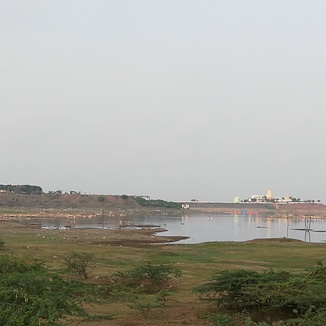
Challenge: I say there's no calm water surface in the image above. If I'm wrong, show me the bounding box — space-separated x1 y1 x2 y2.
28 214 326 244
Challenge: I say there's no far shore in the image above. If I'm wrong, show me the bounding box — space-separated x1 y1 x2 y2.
1 193 326 221
1 207 326 221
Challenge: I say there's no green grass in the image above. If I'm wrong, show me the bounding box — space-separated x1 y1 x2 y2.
2 227 325 270
144 241 319 271
2 227 326 272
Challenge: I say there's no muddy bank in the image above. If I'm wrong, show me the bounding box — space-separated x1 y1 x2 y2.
0 220 188 247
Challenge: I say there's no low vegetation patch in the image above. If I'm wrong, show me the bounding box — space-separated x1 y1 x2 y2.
0 253 111 325
128 290 173 318
195 264 326 325
134 197 181 209
113 262 182 293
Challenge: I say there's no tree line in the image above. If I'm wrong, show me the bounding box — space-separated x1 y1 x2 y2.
0 184 43 195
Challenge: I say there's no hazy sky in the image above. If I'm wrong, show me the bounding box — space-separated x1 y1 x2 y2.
1 1 326 202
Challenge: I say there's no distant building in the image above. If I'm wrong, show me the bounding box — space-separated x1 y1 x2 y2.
251 195 264 201
243 190 310 204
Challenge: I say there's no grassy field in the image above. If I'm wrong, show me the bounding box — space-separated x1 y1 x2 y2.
1 220 326 325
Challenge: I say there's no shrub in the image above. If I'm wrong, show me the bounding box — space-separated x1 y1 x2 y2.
195 269 290 309
128 290 173 318
116 262 181 285
128 295 162 318
0 254 44 274
0 240 5 250
113 262 182 295
0 254 105 325
202 312 234 326
195 266 326 325
97 196 106 203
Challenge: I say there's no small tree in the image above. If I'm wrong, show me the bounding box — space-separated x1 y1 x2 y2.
63 252 95 279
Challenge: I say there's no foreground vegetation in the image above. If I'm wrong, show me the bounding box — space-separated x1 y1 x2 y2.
0 254 113 325
1 221 326 325
195 266 326 325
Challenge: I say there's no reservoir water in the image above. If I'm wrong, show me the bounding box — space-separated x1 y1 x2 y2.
33 213 326 244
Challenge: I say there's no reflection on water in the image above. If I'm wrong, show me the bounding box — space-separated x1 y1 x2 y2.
22 214 326 244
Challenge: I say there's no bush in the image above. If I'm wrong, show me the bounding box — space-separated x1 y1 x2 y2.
128 290 173 318
117 262 181 284
0 254 102 325
194 266 326 325
0 240 5 250
97 196 106 203
0 254 44 274
195 269 290 309
130 262 181 283
113 262 182 295
202 312 234 326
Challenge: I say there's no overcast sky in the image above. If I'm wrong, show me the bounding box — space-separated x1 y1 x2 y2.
1 1 326 202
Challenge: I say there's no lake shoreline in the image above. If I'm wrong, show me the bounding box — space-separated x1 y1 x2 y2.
2 204 326 220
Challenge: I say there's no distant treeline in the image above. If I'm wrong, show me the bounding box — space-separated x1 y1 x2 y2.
134 196 181 209
0 184 43 195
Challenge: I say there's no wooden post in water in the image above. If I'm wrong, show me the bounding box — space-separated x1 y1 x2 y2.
286 213 289 238
304 214 313 242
